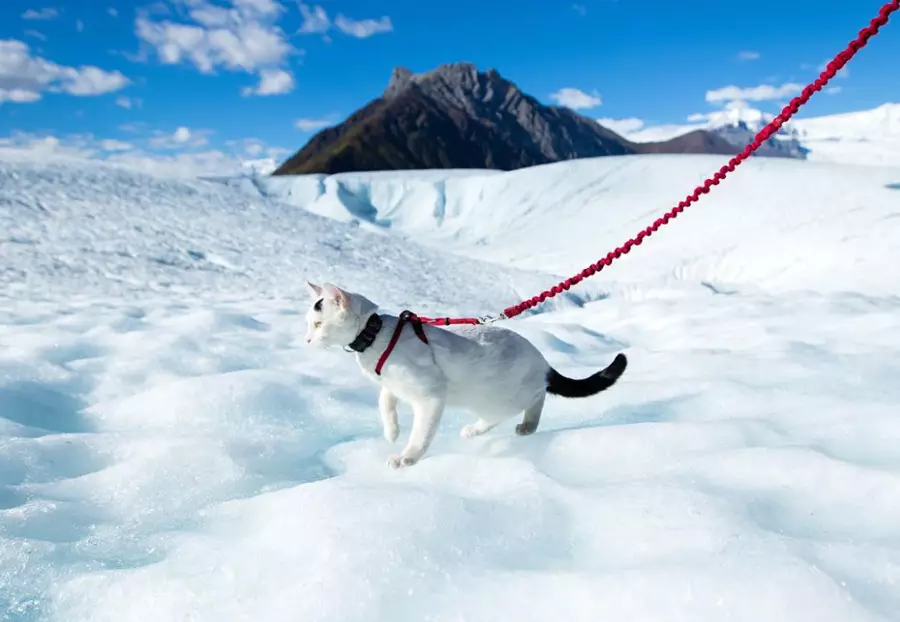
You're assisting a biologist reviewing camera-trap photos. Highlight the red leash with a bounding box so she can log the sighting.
[374,311,429,375]
[416,0,899,327]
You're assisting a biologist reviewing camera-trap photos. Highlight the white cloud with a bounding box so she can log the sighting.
[115,95,143,109]
[0,132,96,158]
[226,137,288,160]
[101,139,134,151]
[135,18,291,72]
[549,87,602,110]
[108,7,118,17]
[825,86,842,95]
[0,129,289,178]
[0,39,130,103]
[737,50,760,61]
[104,149,259,177]
[0,89,42,104]
[64,66,128,95]
[24,30,47,41]
[241,67,295,96]
[297,4,393,39]
[688,100,771,126]
[297,3,330,34]
[22,8,59,20]
[242,139,265,156]
[334,14,393,38]
[148,126,211,149]
[705,83,802,103]
[134,0,297,95]
[295,117,335,132]
[596,117,644,135]
[232,0,282,16]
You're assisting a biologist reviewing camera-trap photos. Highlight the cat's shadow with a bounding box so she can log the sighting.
[456,393,699,460]
[543,393,697,433]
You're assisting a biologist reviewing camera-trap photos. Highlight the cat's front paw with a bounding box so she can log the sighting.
[387,454,418,469]
[383,423,399,443]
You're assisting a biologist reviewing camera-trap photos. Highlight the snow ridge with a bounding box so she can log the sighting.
[625,103,900,168]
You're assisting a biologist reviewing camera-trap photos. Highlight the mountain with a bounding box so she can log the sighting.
[274,63,635,175]
[273,63,740,176]
[624,102,900,167]
[631,129,739,156]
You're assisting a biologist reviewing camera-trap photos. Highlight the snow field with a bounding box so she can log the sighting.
[2,152,900,621]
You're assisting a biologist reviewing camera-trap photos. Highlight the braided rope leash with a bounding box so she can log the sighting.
[420,0,899,327]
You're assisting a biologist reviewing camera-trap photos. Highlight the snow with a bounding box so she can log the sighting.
[256,156,900,297]
[623,103,900,169]
[3,150,900,622]
[787,103,900,167]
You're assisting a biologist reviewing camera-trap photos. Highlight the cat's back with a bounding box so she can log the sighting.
[429,322,547,366]
[427,322,549,411]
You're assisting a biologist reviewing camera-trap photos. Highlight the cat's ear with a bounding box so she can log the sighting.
[306,281,323,298]
[322,283,349,309]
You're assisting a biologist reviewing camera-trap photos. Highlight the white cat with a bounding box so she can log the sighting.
[305,282,627,469]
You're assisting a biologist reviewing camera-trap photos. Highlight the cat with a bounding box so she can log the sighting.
[305,281,628,469]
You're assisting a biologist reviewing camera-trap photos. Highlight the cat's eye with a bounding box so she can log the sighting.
[314,321,322,329]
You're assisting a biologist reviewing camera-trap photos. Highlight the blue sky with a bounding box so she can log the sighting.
[1,0,898,174]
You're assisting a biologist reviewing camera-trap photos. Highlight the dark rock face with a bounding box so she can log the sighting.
[274,63,768,175]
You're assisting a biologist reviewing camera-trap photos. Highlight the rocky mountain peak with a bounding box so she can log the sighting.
[384,67,414,99]
[382,62,511,104]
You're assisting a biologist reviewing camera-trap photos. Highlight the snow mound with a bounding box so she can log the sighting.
[3,152,900,622]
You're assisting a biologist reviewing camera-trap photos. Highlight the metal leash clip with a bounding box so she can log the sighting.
[477,313,507,325]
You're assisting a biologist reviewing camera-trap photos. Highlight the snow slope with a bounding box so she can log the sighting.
[256,155,900,297]
[3,152,900,622]
[788,103,900,167]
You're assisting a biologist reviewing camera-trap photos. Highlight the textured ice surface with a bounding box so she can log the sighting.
[2,152,899,621]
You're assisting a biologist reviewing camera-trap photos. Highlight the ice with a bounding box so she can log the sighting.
[2,150,900,622]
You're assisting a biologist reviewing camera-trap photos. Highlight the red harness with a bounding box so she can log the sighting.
[375,311,429,375]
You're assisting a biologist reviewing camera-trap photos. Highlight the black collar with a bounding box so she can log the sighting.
[347,313,383,353]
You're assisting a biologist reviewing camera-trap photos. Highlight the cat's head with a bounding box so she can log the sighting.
[305,281,378,347]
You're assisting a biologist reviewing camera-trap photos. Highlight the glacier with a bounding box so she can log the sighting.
[2,150,900,622]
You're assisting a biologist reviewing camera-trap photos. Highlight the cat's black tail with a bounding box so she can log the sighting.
[546,353,627,398]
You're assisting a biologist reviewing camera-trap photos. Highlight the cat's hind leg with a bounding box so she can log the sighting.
[460,418,498,438]
[515,392,545,436]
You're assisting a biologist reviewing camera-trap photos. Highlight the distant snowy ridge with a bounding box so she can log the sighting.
[624,103,900,167]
